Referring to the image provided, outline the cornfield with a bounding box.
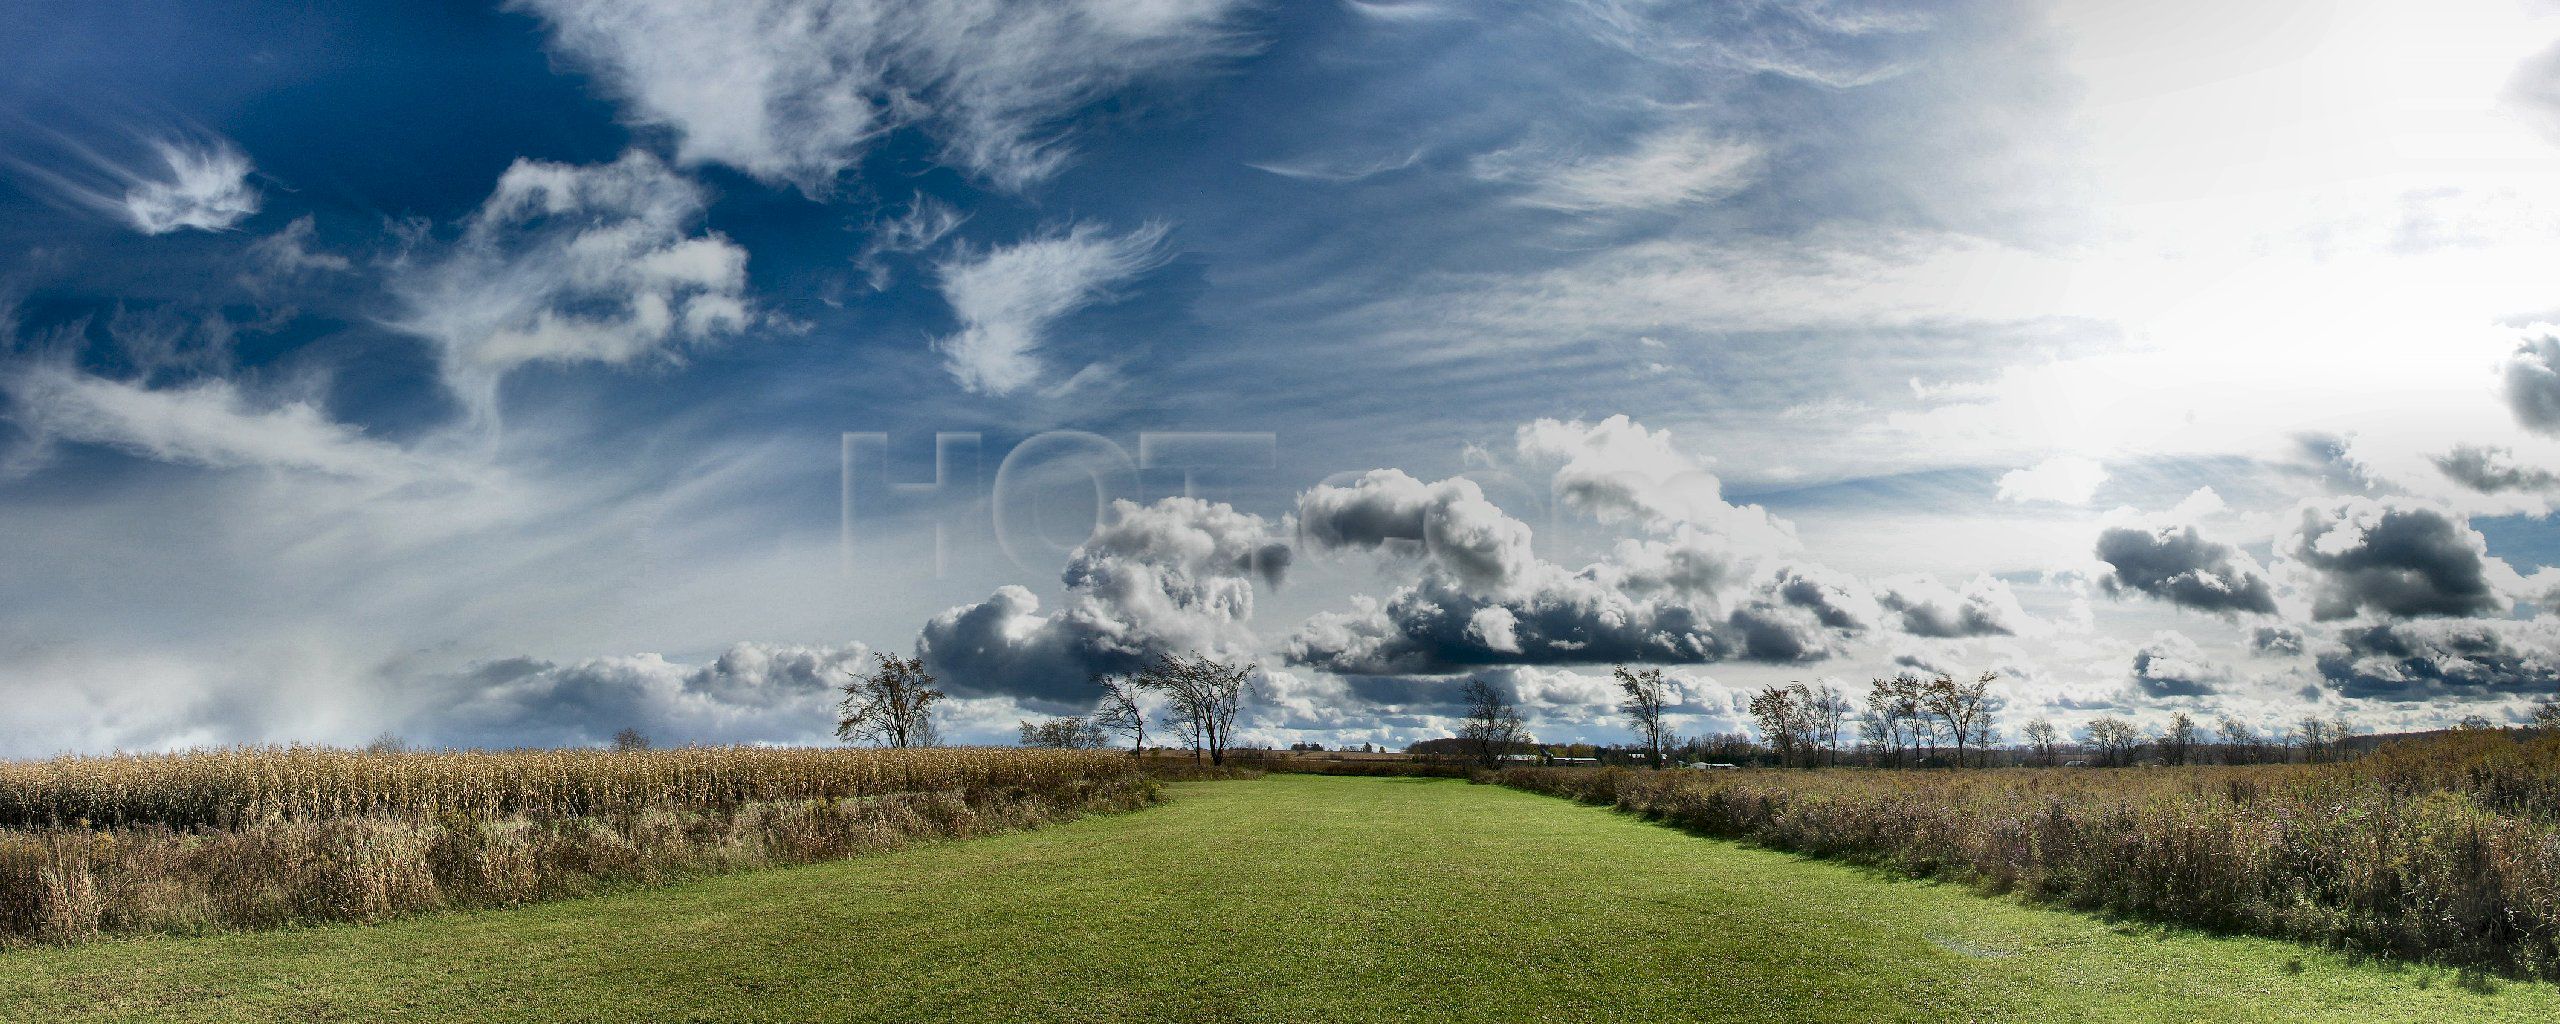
[0,746,1152,945]
[1485,730,2560,978]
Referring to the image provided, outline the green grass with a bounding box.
[4,775,2557,1023]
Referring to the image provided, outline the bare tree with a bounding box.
[1751,683,1844,768]
[2022,718,2060,767]
[1748,685,1809,767]
[2330,713,2361,761]
[1613,665,1674,768]
[2222,716,2263,762]
[2156,711,2197,766]
[2085,715,2143,767]
[837,653,944,748]
[2535,697,2560,734]
[610,727,651,752]
[1140,653,1254,766]
[1457,678,1529,768]
[1018,716,1106,748]
[1919,672,2000,768]
[2295,715,2334,764]
[1092,675,1148,756]
[1862,675,1925,767]
[1810,682,1849,766]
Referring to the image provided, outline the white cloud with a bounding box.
[932,222,1167,395]
[509,0,1254,191]
[2,364,429,483]
[1475,127,1761,212]
[7,130,261,235]
[244,215,352,279]
[1289,419,1875,673]
[120,139,260,234]
[1515,414,1797,554]
[1995,454,2108,505]
[391,150,757,424]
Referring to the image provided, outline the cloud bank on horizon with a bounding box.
[5,0,2560,755]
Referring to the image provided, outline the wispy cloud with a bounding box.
[932,222,1168,395]
[119,139,260,234]
[390,150,757,427]
[6,129,260,234]
[509,0,1258,192]
[1474,127,1761,212]
[2,362,430,483]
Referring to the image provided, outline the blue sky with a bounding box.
[8,0,2560,755]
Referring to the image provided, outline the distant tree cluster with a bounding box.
[1746,682,1847,767]
[1017,716,1106,749]
[1852,672,2001,768]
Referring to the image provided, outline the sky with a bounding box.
[7,0,2560,756]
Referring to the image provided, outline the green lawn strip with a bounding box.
[1,775,2552,1023]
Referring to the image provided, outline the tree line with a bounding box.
[840,651,1256,765]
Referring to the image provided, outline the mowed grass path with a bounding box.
[6,776,2559,1023]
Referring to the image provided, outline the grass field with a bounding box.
[5,775,2557,1023]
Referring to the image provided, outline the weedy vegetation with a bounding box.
[1485,728,2560,978]
[0,745,1152,944]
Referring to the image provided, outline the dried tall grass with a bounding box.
[1486,730,2560,978]
[0,746,1152,944]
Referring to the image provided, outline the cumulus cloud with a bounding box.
[1514,414,1796,552]
[2283,498,2508,621]
[433,641,869,747]
[2433,444,2560,494]
[1721,565,1878,662]
[2315,619,2560,702]
[1295,468,1537,593]
[1995,454,2107,505]
[2129,630,2228,698]
[2502,332,2560,435]
[392,150,756,423]
[1474,127,1761,212]
[1284,569,1735,674]
[1290,418,1872,674]
[917,496,1285,706]
[1874,574,2028,637]
[509,0,1253,191]
[2093,522,2279,617]
[932,222,1167,395]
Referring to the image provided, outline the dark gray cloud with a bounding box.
[2285,499,2505,621]
[1285,560,1868,675]
[2502,333,2560,435]
[2129,631,2227,698]
[2316,619,2560,702]
[2433,444,2560,494]
[2249,625,2306,657]
[432,641,867,748]
[1295,469,1537,592]
[1285,570,1734,675]
[2094,523,2279,616]
[1874,575,2026,637]
[918,497,1286,707]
